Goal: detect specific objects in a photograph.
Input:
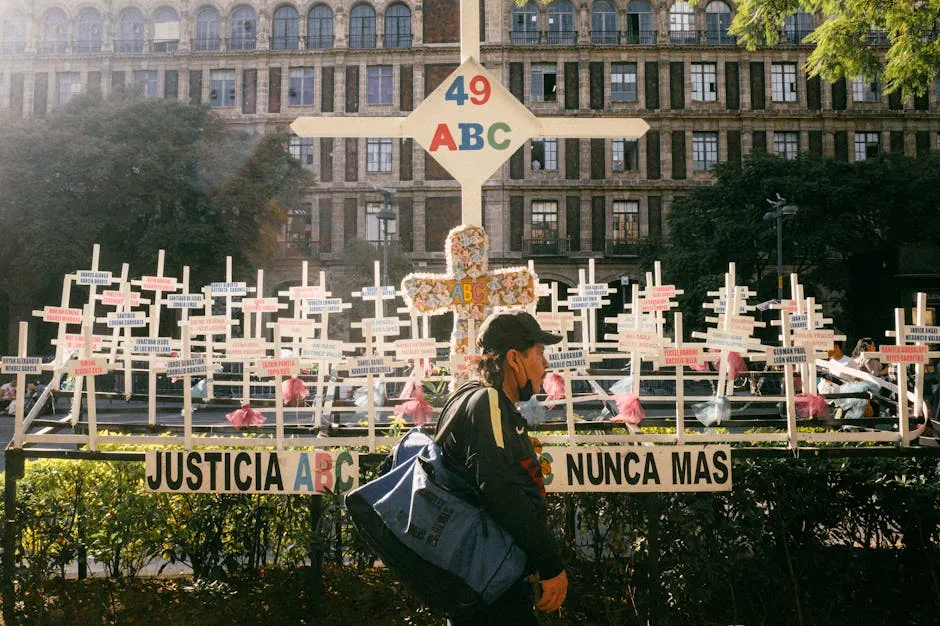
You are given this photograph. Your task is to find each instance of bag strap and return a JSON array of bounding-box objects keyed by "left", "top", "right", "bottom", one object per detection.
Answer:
[{"left": 434, "top": 384, "right": 504, "bottom": 449}]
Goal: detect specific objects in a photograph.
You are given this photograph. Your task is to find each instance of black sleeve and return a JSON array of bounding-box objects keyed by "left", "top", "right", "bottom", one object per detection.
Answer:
[{"left": 452, "top": 389, "right": 564, "bottom": 579}]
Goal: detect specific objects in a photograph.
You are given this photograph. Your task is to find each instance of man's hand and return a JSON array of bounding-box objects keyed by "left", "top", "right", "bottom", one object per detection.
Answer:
[{"left": 535, "top": 570, "right": 568, "bottom": 613}]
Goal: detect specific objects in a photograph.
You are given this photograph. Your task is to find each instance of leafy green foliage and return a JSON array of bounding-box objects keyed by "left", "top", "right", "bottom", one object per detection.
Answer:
[
  {"left": 716, "top": 0, "right": 940, "bottom": 98},
  {"left": 0, "top": 94, "right": 313, "bottom": 344},
  {"left": 646, "top": 152, "right": 940, "bottom": 339}
]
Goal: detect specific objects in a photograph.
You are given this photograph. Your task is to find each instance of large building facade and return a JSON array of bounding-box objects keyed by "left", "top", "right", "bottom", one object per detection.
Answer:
[{"left": 1, "top": 0, "right": 938, "bottom": 332}]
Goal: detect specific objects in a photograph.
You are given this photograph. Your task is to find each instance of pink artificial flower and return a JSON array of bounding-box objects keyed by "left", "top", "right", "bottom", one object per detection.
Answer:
[
  {"left": 282, "top": 376, "right": 308, "bottom": 407},
  {"left": 542, "top": 372, "right": 566, "bottom": 407},
  {"left": 611, "top": 394, "right": 646, "bottom": 425},
  {"left": 226, "top": 404, "right": 266, "bottom": 429},
  {"left": 795, "top": 393, "right": 831, "bottom": 419}
]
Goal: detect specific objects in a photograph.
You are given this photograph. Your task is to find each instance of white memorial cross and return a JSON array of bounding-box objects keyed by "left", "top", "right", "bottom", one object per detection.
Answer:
[
  {"left": 872, "top": 299, "right": 940, "bottom": 445},
  {"left": 693, "top": 264, "right": 764, "bottom": 397},
  {"left": 618, "top": 283, "right": 670, "bottom": 395},
  {"left": 564, "top": 260, "right": 611, "bottom": 355},
  {"left": 67, "top": 304, "right": 112, "bottom": 450},
  {"left": 131, "top": 250, "right": 181, "bottom": 425},
  {"left": 164, "top": 322, "right": 209, "bottom": 448},
  {"left": 289, "top": 0, "right": 648, "bottom": 228},
  {"left": 2, "top": 322, "right": 44, "bottom": 447}
]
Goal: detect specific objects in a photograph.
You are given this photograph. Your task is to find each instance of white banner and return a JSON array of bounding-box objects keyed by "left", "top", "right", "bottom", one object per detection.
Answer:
[{"left": 145, "top": 450, "right": 360, "bottom": 494}]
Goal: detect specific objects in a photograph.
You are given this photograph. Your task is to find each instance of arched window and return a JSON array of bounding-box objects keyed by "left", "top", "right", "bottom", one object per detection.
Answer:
[
  {"left": 384, "top": 3, "right": 411, "bottom": 48},
  {"left": 272, "top": 5, "right": 299, "bottom": 50},
  {"left": 1, "top": 13, "right": 26, "bottom": 54},
  {"left": 626, "top": 0, "right": 653, "bottom": 44},
  {"left": 349, "top": 4, "right": 376, "bottom": 49},
  {"left": 76, "top": 9, "right": 102, "bottom": 53},
  {"left": 153, "top": 7, "right": 180, "bottom": 52},
  {"left": 784, "top": 10, "right": 813, "bottom": 44},
  {"left": 118, "top": 8, "right": 146, "bottom": 53},
  {"left": 510, "top": 1, "right": 538, "bottom": 45},
  {"left": 230, "top": 6, "right": 257, "bottom": 51},
  {"left": 591, "top": 1, "right": 618, "bottom": 44},
  {"left": 42, "top": 9, "right": 69, "bottom": 53},
  {"left": 705, "top": 1, "right": 733, "bottom": 44},
  {"left": 194, "top": 7, "right": 221, "bottom": 51},
  {"left": 307, "top": 4, "right": 333, "bottom": 49},
  {"left": 669, "top": 1, "right": 696, "bottom": 44},
  {"left": 547, "top": 1, "right": 575, "bottom": 45}
]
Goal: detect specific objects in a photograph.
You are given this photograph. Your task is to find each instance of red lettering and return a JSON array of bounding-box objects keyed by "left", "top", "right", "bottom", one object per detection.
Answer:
[
  {"left": 429, "top": 123, "right": 457, "bottom": 152},
  {"left": 473, "top": 282, "right": 486, "bottom": 302}
]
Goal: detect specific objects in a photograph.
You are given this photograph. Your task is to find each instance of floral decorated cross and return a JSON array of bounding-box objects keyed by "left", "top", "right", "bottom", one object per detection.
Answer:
[{"left": 401, "top": 225, "right": 536, "bottom": 368}]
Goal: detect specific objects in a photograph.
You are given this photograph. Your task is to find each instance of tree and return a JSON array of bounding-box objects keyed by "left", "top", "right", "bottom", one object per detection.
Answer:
[
  {"left": 0, "top": 94, "right": 312, "bottom": 341},
  {"left": 645, "top": 152, "right": 940, "bottom": 340},
  {"left": 721, "top": 0, "right": 940, "bottom": 98}
]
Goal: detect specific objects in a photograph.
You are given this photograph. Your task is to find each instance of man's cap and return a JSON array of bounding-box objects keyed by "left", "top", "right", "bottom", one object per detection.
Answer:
[{"left": 477, "top": 311, "right": 562, "bottom": 354}]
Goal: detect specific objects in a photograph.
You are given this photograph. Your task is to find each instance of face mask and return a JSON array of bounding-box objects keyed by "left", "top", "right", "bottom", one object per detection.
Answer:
[
  {"left": 519, "top": 396, "right": 547, "bottom": 424},
  {"left": 516, "top": 359, "right": 535, "bottom": 402}
]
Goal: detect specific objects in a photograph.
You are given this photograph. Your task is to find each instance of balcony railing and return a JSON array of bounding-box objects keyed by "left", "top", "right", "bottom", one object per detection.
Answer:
[
  {"left": 509, "top": 30, "right": 541, "bottom": 45},
  {"left": 590, "top": 30, "right": 620, "bottom": 45},
  {"left": 523, "top": 238, "right": 570, "bottom": 257},
  {"left": 270, "top": 36, "right": 301, "bottom": 50},
  {"left": 152, "top": 39, "right": 179, "bottom": 53},
  {"left": 73, "top": 40, "right": 102, "bottom": 53},
  {"left": 228, "top": 36, "right": 257, "bottom": 51},
  {"left": 192, "top": 37, "right": 222, "bottom": 52},
  {"left": 307, "top": 34, "right": 334, "bottom": 49},
  {"left": 781, "top": 29, "right": 813, "bottom": 44},
  {"left": 114, "top": 38, "right": 146, "bottom": 53},
  {"left": 384, "top": 33, "right": 412, "bottom": 48},
  {"left": 1, "top": 41, "right": 26, "bottom": 54},
  {"left": 867, "top": 30, "right": 889, "bottom": 45},
  {"left": 605, "top": 238, "right": 640, "bottom": 257},
  {"left": 544, "top": 30, "right": 577, "bottom": 45},
  {"left": 39, "top": 41, "right": 68, "bottom": 54},
  {"left": 704, "top": 29, "right": 736, "bottom": 45},
  {"left": 348, "top": 33, "right": 377, "bottom": 48},
  {"left": 276, "top": 240, "right": 322, "bottom": 260}
]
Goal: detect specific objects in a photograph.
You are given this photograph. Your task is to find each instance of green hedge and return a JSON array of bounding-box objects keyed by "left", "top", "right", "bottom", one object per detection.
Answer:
[{"left": 2, "top": 455, "right": 939, "bottom": 624}]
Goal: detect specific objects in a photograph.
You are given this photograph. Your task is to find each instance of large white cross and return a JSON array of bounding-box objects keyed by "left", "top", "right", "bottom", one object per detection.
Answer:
[{"left": 289, "top": 0, "right": 649, "bottom": 226}]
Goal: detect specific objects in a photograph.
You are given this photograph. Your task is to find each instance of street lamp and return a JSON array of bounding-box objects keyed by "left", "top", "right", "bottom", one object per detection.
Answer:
[
  {"left": 762, "top": 194, "right": 799, "bottom": 303},
  {"left": 371, "top": 185, "right": 397, "bottom": 286}
]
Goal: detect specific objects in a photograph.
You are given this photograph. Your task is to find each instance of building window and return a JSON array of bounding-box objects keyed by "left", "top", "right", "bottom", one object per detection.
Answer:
[
  {"left": 705, "top": 1, "right": 734, "bottom": 44},
  {"left": 530, "top": 138, "right": 557, "bottom": 171},
  {"left": 230, "top": 6, "right": 257, "bottom": 51},
  {"left": 784, "top": 10, "right": 814, "bottom": 43},
  {"left": 366, "top": 201, "right": 396, "bottom": 242},
  {"left": 611, "top": 63, "right": 638, "bottom": 102},
  {"left": 385, "top": 3, "right": 412, "bottom": 48},
  {"left": 531, "top": 63, "right": 557, "bottom": 102},
  {"left": 117, "top": 8, "right": 145, "bottom": 53},
  {"left": 133, "top": 70, "right": 159, "bottom": 98},
  {"left": 367, "top": 65, "right": 393, "bottom": 105},
  {"left": 591, "top": 1, "right": 618, "bottom": 44},
  {"left": 289, "top": 68, "right": 315, "bottom": 106},
  {"left": 2, "top": 13, "right": 27, "bottom": 54},
  {"left": 771, "top": 63, "right": 798, "bottom": 102},
  {"left": 511, "top": 1, "right": 539, "bottom": 44},
  {"left": 531, "top": 201, "right": 559, "bottom": 241},
  {"left": 773, "top": 131, "right": 799, "bottom": 160},
  {"left": 547, "top": 1, "right": 576, "bottom": 45},
  {"left": 854, "top": 132, "right": 880, "bottom": 161},
  {"left": 210, "top": 69, "right": 236, "bottom": 108},
  {"left": 852, "top": 76, "right": 880, "bottom": 102},
  {"left": 692, "top": 131, "right": 719, "bottom": 171},
  {"left": 289, "top": 136, "right": 314, "bottom": 170},
  {"left": 308, "top": 5, "right": 333, "bottom": 49},
  {"left": 194, "top": 8, "right": 221, "bottom": 51},
  {"left": 350, "top": 4, "right": 377, "bottom": 49},
  {"left": 612, "top": 139, "right": 639, "bottom": 171},
  {"left": 612, "top": 200, "right": 640, "bottom": 243},
  {"left": 691, "top": 62, "right": 717, "bottom": 102},
  {"left": 76, "top": 9, "right": 103, "bottom": 53},
  {"left": 367, "top": 138, "right": 393, "bottom": 172},
  {"left": 56, "top": 72, "right": 81, "bottom": 106},
  {"left": 41, "top": 9, "right": 69, "bottom": 53},
  {"left": 153, "top": 7, "right": 180, "bottom": 52},
  {"left": 626, "top": 0, "right": 654, "bottom": 44},
  {"left": 272, "top": 6, "right": 299, "bottom": 50},
  {"left": 669, "top": 1, "right": 697, "bottom": 44}
]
